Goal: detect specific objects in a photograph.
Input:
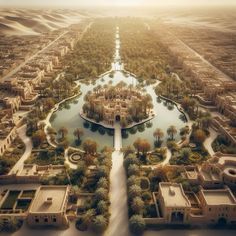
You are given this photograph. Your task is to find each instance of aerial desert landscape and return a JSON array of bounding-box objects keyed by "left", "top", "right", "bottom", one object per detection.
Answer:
[{"left": 0, "top": 1, "right": 236, "bottom": 236}]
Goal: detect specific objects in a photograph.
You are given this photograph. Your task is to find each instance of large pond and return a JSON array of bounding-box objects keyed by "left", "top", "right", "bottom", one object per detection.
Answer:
[{"left": 50, "top": 28, "right": 187, "bottom": 150}]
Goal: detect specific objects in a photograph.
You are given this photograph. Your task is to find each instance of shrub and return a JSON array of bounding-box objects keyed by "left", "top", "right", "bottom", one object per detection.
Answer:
[
  {"left": 75, "top": 217, "right": 88, "bottom": 231},
  {"left": 129, "top": 215, "right": 146, "bottom": 235},
  {"left": 91, "top": 215, "right": 108, "bottom": 233}
]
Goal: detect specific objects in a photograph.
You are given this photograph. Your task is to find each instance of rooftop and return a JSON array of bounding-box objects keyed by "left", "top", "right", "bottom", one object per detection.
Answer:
[
  {"left": 201, "top": 189, "right": 236, "bottom": 206},
  {"left": 159, "top": 183, "right": 191, "bottom": 208},
  {"left": 29, "top": 185, "right": 69, "bottom": 214}
]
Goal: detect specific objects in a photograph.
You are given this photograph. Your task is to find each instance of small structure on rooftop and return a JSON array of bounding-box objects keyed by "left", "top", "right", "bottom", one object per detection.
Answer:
[{"left": 27, "top": 185, "right": 70, "bottom": 228}]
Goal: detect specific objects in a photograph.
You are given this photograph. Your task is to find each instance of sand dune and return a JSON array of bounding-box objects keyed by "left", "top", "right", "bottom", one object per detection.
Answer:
[{"left": 0, "top": 9, "right": 86, "bottom": 35}]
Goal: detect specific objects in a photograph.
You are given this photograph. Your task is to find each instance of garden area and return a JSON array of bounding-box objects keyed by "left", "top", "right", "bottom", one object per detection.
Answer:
[
  {"left": 212, "top": 135, "right": 236, "bottom": 154},
  {"left": 0, "top": 137, "right": 25, "bottom": 175},
  {"left": 63, "top": 19, "right": 116, "bottom": 82},
  {"left": 72, "top": 148, "right": 112, "bottom": 234},
  {"left": 25, "top": 142, "right": 65, "bottom": 166},
  {"left": 170, "top": 145, "right": 209, "bottom": 166},
  {"left": 0, "top": 189, "right": 35, "bottom": 212},
  {"left": 39, "top": 143, "right": 113, "bottom": 234},
  {"left": 123, "top": 148, "right": 168, "bottom": 234}
]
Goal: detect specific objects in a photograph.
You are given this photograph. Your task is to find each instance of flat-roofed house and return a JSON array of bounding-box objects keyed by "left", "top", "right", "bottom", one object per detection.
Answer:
[
  {"left": 198, "top": 187, "right": 236, "bottom": 225},
  {"left": 158, "top": 182, "right": 191, "bottom": 224},
  {"left": 27, "top": 185, "right": 70, "bottom": 227}
]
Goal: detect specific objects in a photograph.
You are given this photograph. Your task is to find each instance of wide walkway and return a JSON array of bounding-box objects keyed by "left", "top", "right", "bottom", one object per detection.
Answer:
[
  {"left": 9, "top": 125, "right": 33, "bottom": 175},
  {"left": 114, "top": 122, "right": 122, "bottom": 151},
  {"left": 105, "top": 122, "right": 131, "bottom": 236}
]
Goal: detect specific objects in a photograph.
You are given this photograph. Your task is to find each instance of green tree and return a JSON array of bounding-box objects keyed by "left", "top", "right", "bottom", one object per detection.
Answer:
[
  {"left": 179, "top": 148, "right": 191, "bottom": 161},
  {"left": 129, "top": 215, "right": 146, "bottom": 235},
  {"left": 58, "top": 127, "right": 68, "bottom": 140},
  {"left": 73, "top": 128, "right": 84, "bottom": 143},
  {"left": 97, "top": 200, "right": 108, "bottom": 214},
  {"left": 131, "top": 197, "right": 144, "bottom": 214},
  {"left": 83, "top": 139, "right": 98, "bottom": 154},
  {"left": 128, "top": 164, "right": 140, "bottom": 176},
  {"left": 32, "top": 130, "right": 46, "bottom": 148},
  {"left": 153, "top": 128, "right": 164, "bottom": 143},
  {"left": 128, "top": 185, "right": 141, "bottom": 199},
  {"left": 91, "top": 215, "right": 108, "bottom": 233},
  {"left": 167, "top": 125, "right": 177, "bottom": 140},
  {"left": 95, "top": 188, "right": 108, "bottom": 202},
  {"left": 193, "top": 129, "right": 207, "bottom": 145},
  {"left": 123, "top": 153, "right": 139, "bottom": 171}
]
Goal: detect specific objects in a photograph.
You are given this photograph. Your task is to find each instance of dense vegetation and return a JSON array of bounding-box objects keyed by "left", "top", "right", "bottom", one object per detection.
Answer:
[
  {"left": 64, "top": 19, "right": 115, "bottom": 81},
  {"left": 119, "top": 18, "right": 171, "bottom": 84},
  {"left": 170, "top": 122, "right": 210, "bottom": 165},
  {"left": 0, "top": 137, "right": 25, "bottom": 175},
  {"left": 212, "top": 135, "right": 236, "bottom": 154},
  {"left": 0, "top": 218, "right": 23, "bottom": 233},
  {"left": 123, "top": 145, "right": 166, "bottom": 234}
]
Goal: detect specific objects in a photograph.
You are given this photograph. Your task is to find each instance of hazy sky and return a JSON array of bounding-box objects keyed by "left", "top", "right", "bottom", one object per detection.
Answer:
[{"left": 0, "top": 0, "right": 236, "bottom": 7}]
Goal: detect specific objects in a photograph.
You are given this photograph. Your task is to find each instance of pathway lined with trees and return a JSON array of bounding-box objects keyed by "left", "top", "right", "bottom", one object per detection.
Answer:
[{"left": 9, "top": 125, "right": 32, "bottom": 175}]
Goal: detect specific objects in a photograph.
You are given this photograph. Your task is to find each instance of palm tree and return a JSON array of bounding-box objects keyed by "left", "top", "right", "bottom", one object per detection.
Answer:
[
  {"left": 139, "top": 139, "right": 151, "bottom": 156},
  {"left": 95, "top": 188, "right": 108, "bottom": 201},
  {"left": 58, "top": 127, "right": 68, "bottom": 140},
  {"left": 83, "top": 138, "right": 98, "bottom": 154},
  {"left": 167, "top": 125, "right": 177, "bottom": 140},
  {"left": 131, "top": 197, "right": 144, "bottom": 214},
  {"left": 129, "top": 215, "right": 146, "bottom": 235},
  {"left": 97, "top": 200, "right": 108, "bottom": 214},
  {"left": 91, "top": 215, "right": 108, "bottom": 233},
  {"left": 133, "top": 138, "right": 142, "bottom": 156},
  {"left": 153, "top": 128, "right": 164, "bottom": 143},
  {"left": 179, "top": 148, "right": 191, "bottom": 161},
  {"left": 73, "top": 128, "right": 84, "bottom": 144}
]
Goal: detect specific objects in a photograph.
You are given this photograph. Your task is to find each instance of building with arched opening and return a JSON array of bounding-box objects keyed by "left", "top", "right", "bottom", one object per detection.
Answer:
[{"left": 82, "top": 83, "right": 154, "bottom": 127}]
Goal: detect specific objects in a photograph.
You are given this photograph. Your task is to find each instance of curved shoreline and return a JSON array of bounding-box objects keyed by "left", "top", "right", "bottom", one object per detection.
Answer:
[{"left": 79, "top": 112, "right": 156, "bottom": 130}]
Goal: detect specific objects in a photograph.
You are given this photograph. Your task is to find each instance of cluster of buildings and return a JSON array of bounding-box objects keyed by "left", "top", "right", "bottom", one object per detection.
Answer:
[
  {"left": 164, "top": 25, "right": 236, "bottom": 81},
  {"left": 156, "top": 24, "right": 236, "bottom": 147},
  {"left": 0, "top": 184, "right": 70, "bottom": 228},
  {"left": 0, "top": 35, "right": 44, "bottom": 78},
  {"left": 82, "top": 83, "right": 153, "bottom": 127},
  {"left": 183, "top": 153, "right": 236, "bottom": 189},
  {"left": 0, "top": 24, "right": 83, "bottom": 156},
  {"left": 150, "top": 182, "right": 236, "bottom": 226},
  {"left": 144, "top": 152, "right": 236, "bottom": 226},
  {"left": 0, "top": 164, "right": 66, "bottom": 184},
  {"left": 0, "top": 163, "right": 71, "bottom": 228}
]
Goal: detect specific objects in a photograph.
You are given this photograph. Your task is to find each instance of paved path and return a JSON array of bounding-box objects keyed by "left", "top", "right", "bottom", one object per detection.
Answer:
[
  {"left": 203, "top": 127, "right": 218, "bottom": 157},
  {"left": 161, "top": 148, "right": 172, "bottom": 166},
  {"left": 9, "top": 125, "right": 33, "bottom": 175},
  {"left": 114, "top": 122, "right": 122, "bottom": 151},
  {"left": 105, "top": 123, "right": 131, "bottom": 236}
]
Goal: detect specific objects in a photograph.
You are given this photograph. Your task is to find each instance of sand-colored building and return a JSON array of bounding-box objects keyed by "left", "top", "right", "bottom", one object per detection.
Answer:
[
  {"left": 198, "top": 188, "right": 236, "bottom": 225},
  {"left": 27, "top": 185, "right": 70, "bottom": 227},
  {"left": 152, "top": 182, "right": 236, "bottom": 226},
  {"left": 157, "top": 182, "right": 191, "bottom": 224},
  {"left": 183, "top": 153, "right": 236, "bottom": 188}
]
